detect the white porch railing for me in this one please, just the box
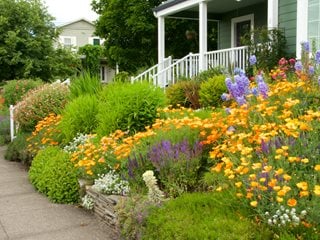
[154,52,200,86]
[205,46,249,71]
[132,46,249,87]
[131,56,172,84]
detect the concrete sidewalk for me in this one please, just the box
[0,147,118,240]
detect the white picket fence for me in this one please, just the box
[131,46,249,87]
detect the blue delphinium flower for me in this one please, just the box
[235,74,250,96]
[251,87,258,96]
[257,75,268,99]
[316,50,320,64]
[302,41,310,52]
[234,68,245,76]
[249,55,257,65]
[309,65,315,75]
[236,96,246,105]
[294,61,303,71]
[225,78,232,91]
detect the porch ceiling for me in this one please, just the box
[206,0,265,14]
[155,0,266,16]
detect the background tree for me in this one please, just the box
[92,0,218,74]
[0,0,80,81]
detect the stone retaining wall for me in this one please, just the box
[86,187,123,234]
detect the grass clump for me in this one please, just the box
[69,72,102,98]
[97,82,166,136]
[60,95,99,143]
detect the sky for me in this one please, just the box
[44,0,98,25]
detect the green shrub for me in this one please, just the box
[5,132,32,165]
[143,192,273,240]
[14,83,69,132]
[0,116,10,145]
[241,27,288,73]
[69,72,102,98]
[166,80,200,109]
[113,71,130,83]
[199,75,227,107]
[97,82,166,136]
[60,95,99,143]
[3,79,43,106]
[29,146,79,203]
[193,66,225,82]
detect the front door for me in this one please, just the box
[236,20,251,47]
[231,14,254,48]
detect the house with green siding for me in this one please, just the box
[133,0,314,87]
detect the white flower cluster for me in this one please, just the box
[92,170,130,195]
[81,194,94,210]
[265,206,307,227]
[63,133,94,153]
[142,170,164,203]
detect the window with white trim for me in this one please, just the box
[60,36,77,48]
[308,0,320,49]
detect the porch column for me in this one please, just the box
[158,16,165,87]
[267,0,278,29]
[199,0,207,72]
[296,0,308,59]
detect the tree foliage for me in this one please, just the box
[92,0,217,74]
[78,44,104,75]
[0,0,80,81]
[92,0,161,73]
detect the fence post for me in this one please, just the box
[10,105,15,142]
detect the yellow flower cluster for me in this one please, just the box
[202,79,320,212]
[27,114,61,155]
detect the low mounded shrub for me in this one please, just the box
[97,82,166,136]
[166,80,200,109]
[5,132,32,165]
[143,192,272,240]
[14,83,69,132]
[193,66,225,82]
[199,75,227,107]
[3,79,43,106]
[29,146,79,203]
[60,95,99,143]
[69,72,102,99]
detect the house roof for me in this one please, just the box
[153,0,187,13]
[57,18,94,28]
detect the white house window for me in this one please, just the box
[59,36,77,48]
[308,0,320,49]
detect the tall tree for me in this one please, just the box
[92,0,161,73]
[0,0,80,81]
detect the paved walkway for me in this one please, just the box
[0,147,118,240]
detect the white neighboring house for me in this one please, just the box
[57,18,116,83]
